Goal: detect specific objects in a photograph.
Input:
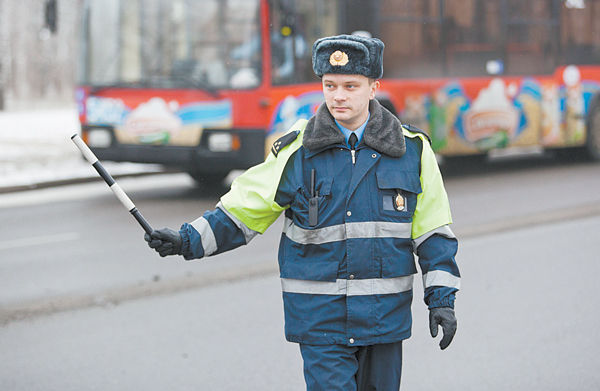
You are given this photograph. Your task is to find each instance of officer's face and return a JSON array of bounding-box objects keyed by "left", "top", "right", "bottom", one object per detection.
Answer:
[{"left": 322, "top": 73, "right": 379, "bottom": 130}]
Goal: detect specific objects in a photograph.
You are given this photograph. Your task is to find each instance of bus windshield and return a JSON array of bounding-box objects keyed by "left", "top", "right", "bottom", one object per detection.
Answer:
[{"left": 79, "top": 0, "right": 262, "bottom": 90}]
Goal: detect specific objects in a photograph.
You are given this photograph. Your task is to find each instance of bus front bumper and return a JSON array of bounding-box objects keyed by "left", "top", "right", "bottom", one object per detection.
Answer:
[{"left": 81, "top": 126, "right": 266, "bottom": 173}]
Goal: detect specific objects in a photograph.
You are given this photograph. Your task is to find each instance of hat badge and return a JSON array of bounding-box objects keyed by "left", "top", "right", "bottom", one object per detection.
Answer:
[{"left": 329, "top": 50, "right": 349, "bottom": 66}]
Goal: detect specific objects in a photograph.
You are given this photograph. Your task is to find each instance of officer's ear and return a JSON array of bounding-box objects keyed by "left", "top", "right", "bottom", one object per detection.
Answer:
[{"left": 369, "top": 79, "right": 380, "bottom": 100}]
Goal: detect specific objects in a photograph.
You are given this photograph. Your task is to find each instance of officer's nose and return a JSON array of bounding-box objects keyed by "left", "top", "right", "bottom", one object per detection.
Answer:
[{"left": 333, "top": 88, "right": 347, "bottom": 102}]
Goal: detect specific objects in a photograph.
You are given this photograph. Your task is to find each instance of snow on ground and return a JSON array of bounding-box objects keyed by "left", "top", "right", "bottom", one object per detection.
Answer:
[{"left": 0, "top": 107, "right": 162, "bottom": 190}]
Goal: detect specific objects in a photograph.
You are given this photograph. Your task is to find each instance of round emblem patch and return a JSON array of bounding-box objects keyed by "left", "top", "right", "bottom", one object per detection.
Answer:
[
  {"left": 329, "top": 50, "right": 349, "bottom": 66},
  {"left": 394, "top": 193, "right": 405, "bottom": 211}
]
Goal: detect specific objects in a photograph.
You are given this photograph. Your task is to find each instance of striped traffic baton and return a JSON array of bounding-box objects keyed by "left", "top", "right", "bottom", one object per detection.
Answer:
[{"left": 71, "top": 134, "right": 154, "bottom": 235}]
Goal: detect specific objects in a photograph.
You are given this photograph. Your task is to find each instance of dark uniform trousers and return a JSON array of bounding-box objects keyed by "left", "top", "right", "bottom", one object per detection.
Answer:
[{"left": 300, "top": 341, "right": 403, "bottom": 390}]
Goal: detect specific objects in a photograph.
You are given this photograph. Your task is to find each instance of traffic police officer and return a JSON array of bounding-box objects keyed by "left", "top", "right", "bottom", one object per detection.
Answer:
[{"left": 145, "top": 34, "right": 460, "bottom": 390}]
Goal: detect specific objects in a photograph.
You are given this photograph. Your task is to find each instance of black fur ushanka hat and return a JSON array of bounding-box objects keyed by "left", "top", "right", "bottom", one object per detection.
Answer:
[{"left": 312, "top": 34, "right": 384, "bottom": 79}]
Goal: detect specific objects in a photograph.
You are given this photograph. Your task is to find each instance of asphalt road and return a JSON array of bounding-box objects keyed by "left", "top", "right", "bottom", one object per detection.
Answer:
[{"left": 1, "top": 156, "right": 599, "bottom": 390}]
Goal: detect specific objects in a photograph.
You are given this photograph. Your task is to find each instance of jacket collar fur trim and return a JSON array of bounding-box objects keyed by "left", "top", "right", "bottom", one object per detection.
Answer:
[{"left": 302, "top": 99, "right": 406, "bottom": 158}]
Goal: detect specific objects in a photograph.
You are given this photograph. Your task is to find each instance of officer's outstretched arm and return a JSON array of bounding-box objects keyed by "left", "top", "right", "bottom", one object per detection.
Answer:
[
  {"left": 176, "top": 202, "right": 260, "bottom": 260},
  {"left": 144, "top": 205, "right": 259, "bottom": 260},
  {"left": 150, "top": 120, "right": 307, "bottom": 261}
]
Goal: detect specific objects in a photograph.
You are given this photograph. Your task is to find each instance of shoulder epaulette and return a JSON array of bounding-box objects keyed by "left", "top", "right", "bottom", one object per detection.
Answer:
[
  {"left": 402, "top": 124, "right": 431, "bottom": 144},
  {"left": 271, "top": 129, "right": 301, "bottom": 157}
]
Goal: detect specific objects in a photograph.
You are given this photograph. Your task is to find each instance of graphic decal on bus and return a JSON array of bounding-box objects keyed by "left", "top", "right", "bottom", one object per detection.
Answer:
[
  {"left": 401, "top": 66, "right": 599, "bottom": 154},
  {"left": 269, "top": 91, "right": 323, "bottom": 135},
  {"left": 84, "top": 96, "right": 233, "bottom": 146}
]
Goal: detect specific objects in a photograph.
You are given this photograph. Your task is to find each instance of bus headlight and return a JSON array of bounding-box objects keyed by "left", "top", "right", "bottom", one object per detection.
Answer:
[
  {"left": 87, "top": 128, "right": 112, "bottom": 148},
  {"left": 208, "top": 133, "right": 239, "bottom": 152}
]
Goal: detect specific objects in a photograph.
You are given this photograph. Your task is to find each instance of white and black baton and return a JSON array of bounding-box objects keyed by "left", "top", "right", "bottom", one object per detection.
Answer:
[{"left": 71, "top": 134, "right": 154, "bottom": 235}]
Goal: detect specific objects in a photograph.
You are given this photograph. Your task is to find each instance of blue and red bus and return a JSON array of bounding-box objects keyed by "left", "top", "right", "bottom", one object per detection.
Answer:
[{"left": 77, "top": 0, "right": 600, "bottom": 183}]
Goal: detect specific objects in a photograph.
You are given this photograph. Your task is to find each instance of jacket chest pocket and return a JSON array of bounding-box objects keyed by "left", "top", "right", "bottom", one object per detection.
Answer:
[
  {"left": 375, "top": 170, "right": 422, "bottom": 219},
  {"left": 292, "top": 177, "right": 333, "bottom": 228}
]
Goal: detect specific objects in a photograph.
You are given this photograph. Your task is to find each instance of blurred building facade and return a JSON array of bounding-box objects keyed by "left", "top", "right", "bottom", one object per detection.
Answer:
[{"left": 0, "top": 0, "right": 81, "bottom": 110}]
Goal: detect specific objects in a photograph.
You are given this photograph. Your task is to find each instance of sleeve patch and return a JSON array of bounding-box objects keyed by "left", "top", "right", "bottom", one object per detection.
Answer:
[{"left": 271, "top": 130, "right": 300, "bottom": 157}]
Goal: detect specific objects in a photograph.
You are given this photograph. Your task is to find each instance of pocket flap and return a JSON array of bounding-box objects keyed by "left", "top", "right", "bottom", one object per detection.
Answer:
[
  {"left": 298, "top": 176, "right": 333, "bottom": 197},
  {"left": 376, "top": 170, "right": 422, "bottom": 194},
  {"left": 314, "top": 177, "right": 333, "bottom": 196}
]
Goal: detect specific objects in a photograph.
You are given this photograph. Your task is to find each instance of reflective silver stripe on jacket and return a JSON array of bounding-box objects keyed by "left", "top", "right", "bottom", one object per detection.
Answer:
[
  {"left": 190, "top": 216, "right": 218, "bottom": 256},
  {"left": 282, "top": 217, "right": 412, "bottom": 245},
  {"left": 422, "top": 270, "right": 461, "bottom": 290},
  {"left": 217, "top": 201, "right": 259, "bottom": 244},
  {"left": 413, "top": 224, "right": 456, "bottom": 250},
  {"left": 281, "top": 275, "right": 414, "bottom": 296}
]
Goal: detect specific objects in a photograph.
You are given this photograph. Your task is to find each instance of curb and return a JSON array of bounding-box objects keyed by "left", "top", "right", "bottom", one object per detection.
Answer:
[
  {"left": 0, "top": 260, "right": 279, "bottom": 325},
  {"left": 0, "top": 170, "right": 174, "bottom": 194}
]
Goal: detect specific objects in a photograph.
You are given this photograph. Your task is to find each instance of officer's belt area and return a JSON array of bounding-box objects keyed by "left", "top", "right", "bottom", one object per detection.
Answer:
[
  {"left": 281, "top": 275, "right": 414, "bottom": 296},
  {"left": 283, "top": 218, "right": 411, "bottom": 244},
  {"left": 281, "top": 270, "right": 460, "bottom": 296}
]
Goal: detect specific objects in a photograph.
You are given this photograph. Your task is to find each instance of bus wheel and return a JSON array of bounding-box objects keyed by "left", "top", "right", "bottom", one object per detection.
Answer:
[
  {"left": 586, "top": 100, "right": 600, "bottom": 160},
  {"left": 187, "top": 171, "right": 228, "bottom": 188}
]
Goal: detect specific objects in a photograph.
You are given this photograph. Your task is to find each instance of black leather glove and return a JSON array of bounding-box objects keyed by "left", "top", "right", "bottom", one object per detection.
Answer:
[
  {"left": 429, "top": 307, "right": 457, "bottom": 350},
  {"left": 144, "top": 228, "right": 183, "bottom": 257}
]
